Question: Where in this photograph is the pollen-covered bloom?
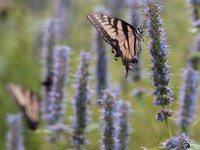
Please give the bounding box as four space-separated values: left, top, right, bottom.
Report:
116 101 131 150
177 67 199 130
7 113 24 150
156 109 173 122
162 133 190 150
72 51 91 147
101 90 118 150
144 0 173 107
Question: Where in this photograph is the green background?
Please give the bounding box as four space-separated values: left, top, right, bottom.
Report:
0 0 199 149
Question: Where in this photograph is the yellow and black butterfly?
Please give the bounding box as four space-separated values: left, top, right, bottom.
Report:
87 12 144 77
7 83 40 130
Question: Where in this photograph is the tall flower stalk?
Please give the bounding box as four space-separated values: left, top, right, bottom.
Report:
41 18 70 133
43 45 70 144
144 0 173 136
116 101 131 150
7 113 24 150
177 67 199 132
93 6 109 98
41 19 59 122
46 46 70 127
100 90 117 150
72 51 90 149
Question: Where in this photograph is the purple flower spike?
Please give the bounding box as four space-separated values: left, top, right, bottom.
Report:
41 44 70 142
42 46 70 135
7 113 24 150
177 67 199 131
100 90 118 150
43 46 70 131
144 0 172 107
93 6 109 98
116 101 131 150
162 133 190 150
42 19 60 91
72 51 91 148
41 19 60 123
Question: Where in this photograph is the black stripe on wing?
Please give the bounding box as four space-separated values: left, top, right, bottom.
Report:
87 12 143 77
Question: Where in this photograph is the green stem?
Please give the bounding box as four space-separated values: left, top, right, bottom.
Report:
182 126 187 133
165 118 173 137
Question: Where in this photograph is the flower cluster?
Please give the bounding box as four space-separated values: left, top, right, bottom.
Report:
144 0 173 107
100 90 118 150
72 51 91 148
7 113 24 150
177 67 199 131
41 19 70 139
162 133 190 150
41 19 60 122
156 109 173 122
116 101 131 150
93 6 109 98
42 19 60 91
45 46 70 126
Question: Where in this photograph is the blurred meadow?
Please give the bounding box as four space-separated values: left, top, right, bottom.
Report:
0 0 200 150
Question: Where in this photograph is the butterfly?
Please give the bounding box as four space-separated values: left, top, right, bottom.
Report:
7 83 40 130
87 12 144 77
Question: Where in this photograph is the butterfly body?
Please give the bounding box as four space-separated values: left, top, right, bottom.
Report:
7 84 40 130
87 12 143 77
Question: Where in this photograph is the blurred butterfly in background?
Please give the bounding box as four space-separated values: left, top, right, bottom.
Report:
7 83 40 130
87 12 144 77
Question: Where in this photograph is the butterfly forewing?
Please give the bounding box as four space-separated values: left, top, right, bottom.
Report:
87 12 142 76
7 84 40 130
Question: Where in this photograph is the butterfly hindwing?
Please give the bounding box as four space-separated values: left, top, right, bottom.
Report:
7 84 40 130
87 12 143 76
